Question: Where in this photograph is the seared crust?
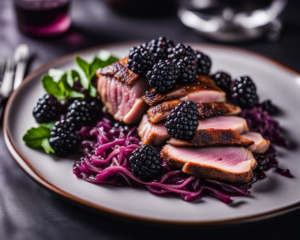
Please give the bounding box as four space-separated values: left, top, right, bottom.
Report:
142 75 224 106
167 129 254 148
147 100 181 123
182 162 254 183
197 102 241 119
97 58 140 85
147 101 241 123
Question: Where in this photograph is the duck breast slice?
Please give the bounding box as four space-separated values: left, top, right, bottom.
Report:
142 75 226 106
167 129 254 148
137 115 170 146
242 132 270 154
138 116 249 146
198 116 249 134
147 101 241 123
161 145 257 183
97 58 151 124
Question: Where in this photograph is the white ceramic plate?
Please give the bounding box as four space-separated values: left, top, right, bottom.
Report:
4 42 300 225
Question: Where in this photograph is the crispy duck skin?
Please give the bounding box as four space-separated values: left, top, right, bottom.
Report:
167 129 254 148
96 58 151 124
147 100 241 123
98 57 139 85
142 75 226 106
161 145 257 183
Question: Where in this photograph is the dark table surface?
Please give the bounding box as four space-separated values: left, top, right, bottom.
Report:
1 0 300 239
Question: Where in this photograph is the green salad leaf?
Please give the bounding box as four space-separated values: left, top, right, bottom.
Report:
75 50 119 92
41 75 65 101
23 50 119 155
23 121 56 154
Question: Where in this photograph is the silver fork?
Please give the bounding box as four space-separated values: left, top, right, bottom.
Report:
0 58 5 82
0 58 15 116
13 44 29 91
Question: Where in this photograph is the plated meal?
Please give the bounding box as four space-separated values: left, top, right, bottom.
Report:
22 37 292 204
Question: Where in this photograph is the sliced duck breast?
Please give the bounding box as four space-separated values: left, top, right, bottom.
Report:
142 75 226 106
242 132 270 154
168 129 254 148
138 115 249 146
161 145 257 183
97 58 151 124
147 100 241 123
198 116 249 134
137 115 170 146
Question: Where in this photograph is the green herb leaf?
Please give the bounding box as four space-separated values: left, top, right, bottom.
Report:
75 55 90 79
89 57 103 80
48 68 66 83
68 89 85 99
77 68 90 90
41 138 55 154
98 50 119 64
60 74 85 100
89 84 97 97
40 121 56 130
41 75 65 101
23 126 51 148
67 70 79 87
23 123 56 154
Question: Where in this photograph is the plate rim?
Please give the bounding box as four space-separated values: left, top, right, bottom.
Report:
3 41 300 225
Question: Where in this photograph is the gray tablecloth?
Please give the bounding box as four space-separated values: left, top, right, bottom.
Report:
1 0 300 239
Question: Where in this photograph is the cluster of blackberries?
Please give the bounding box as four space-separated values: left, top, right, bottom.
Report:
231 76 259 109
129 144 161 181
210 71 232 94
210 72 261 109
127 47 156 76
146 60 179 93
32 94 95 157
49 100 94 156
66 100 95 130
32 94 60 123
165 101 199 141
127 37 212 94
49 119 81 157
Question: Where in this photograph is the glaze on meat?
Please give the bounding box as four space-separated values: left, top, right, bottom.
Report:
142 75 226 106
147 100 241 123
167 129 254 148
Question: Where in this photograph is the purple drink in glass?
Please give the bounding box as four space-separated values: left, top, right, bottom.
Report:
14 0 71 37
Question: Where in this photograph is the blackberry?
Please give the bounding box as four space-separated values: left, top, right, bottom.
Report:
195 51 211 75
165 101 199 140
211 71 232 93
129 43 147 56
32 94 60 124
168 43 197 66
231 76 259 109
49 119 81 157
176 60 196 84
129 145 161 181
168 44 197 84
147 36 175 61
261 100 278 115
127 47 155 76
146 60 179 93
66 100 94 130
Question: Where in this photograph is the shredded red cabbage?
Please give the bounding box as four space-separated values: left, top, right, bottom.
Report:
73 106 291 204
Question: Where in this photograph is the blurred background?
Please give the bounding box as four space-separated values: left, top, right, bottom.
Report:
0 0 299 73
1 0 300 240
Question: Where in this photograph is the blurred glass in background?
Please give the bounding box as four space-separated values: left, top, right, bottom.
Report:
177 0 288 42
14 0 71 37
